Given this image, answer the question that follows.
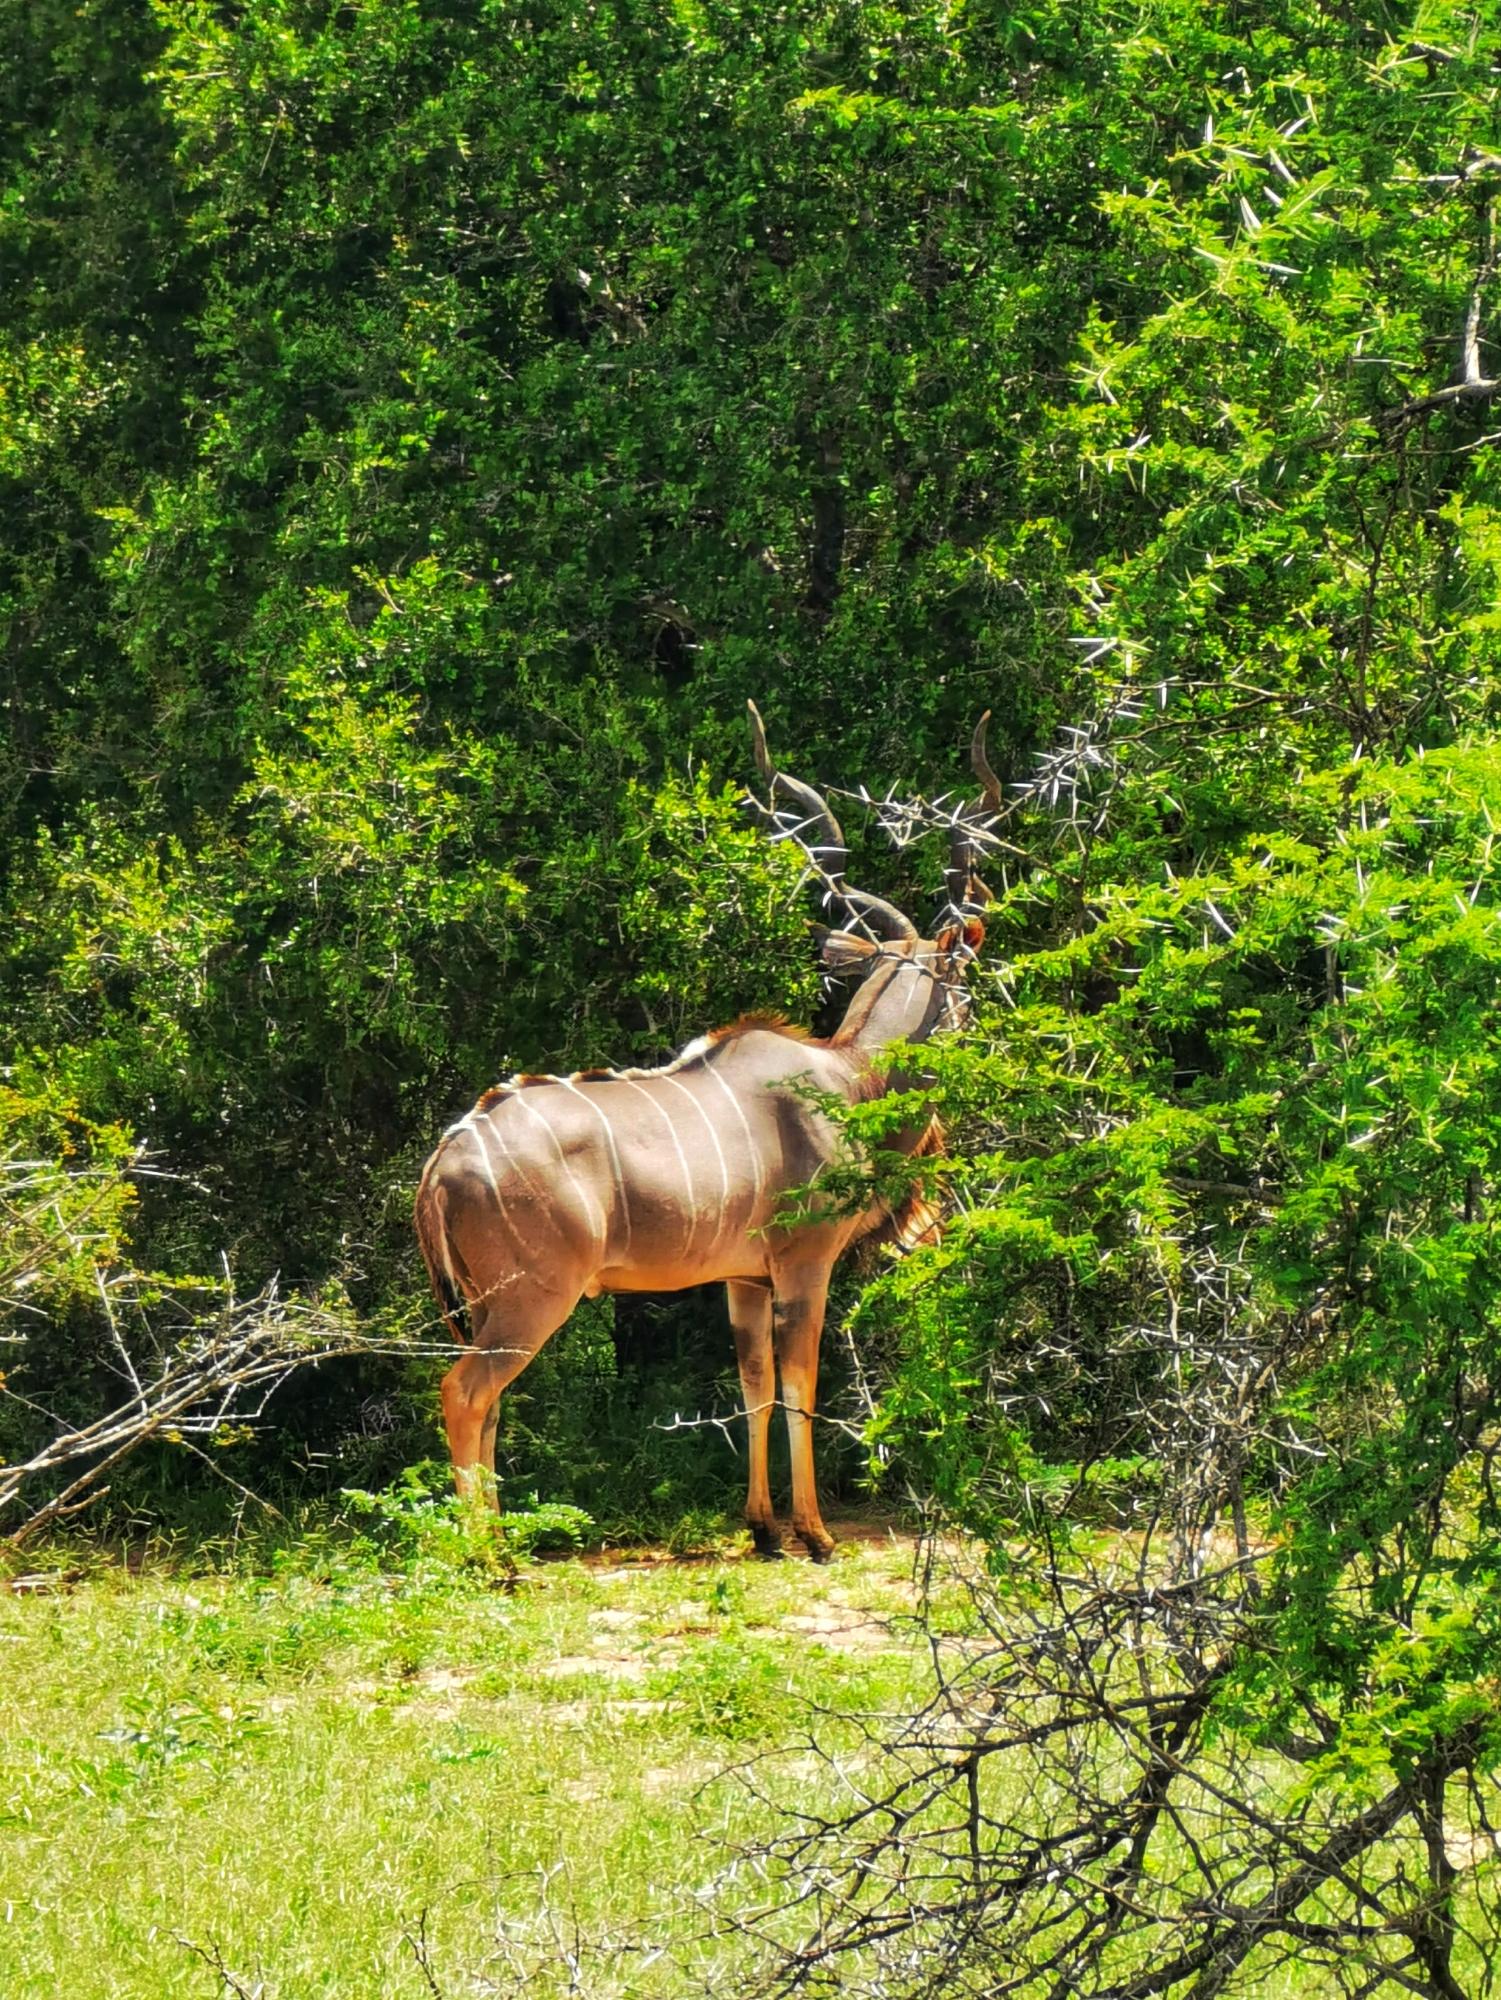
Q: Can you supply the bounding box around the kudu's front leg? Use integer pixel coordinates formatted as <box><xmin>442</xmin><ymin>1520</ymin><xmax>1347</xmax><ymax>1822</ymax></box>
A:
<box><xmin>728</xmin><ymin>1280</ymin><xmax>782</xmax><ymax>1558</ymax></box>
<box><xmin>771</xmin><ymin>1266</ymin><xmax>836</xmax><ymax>1563</ymax></box>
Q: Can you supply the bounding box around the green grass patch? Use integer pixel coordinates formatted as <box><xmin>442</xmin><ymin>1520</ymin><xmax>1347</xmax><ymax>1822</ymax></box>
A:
<box><xmin>0</xmin><ymin>1517</ymin><xmax>927</xmax><ymax>1997</ymax></box>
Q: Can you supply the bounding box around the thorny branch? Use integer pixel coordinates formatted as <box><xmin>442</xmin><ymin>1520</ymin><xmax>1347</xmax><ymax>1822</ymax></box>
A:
<box><xmin>695</xmin><ymin>1118</ymin><xmax>1500</xmax><ymax>1995</ymax></box>
<box><xmin>708</xmin><ymin>1525</ymin><xmax>1496</xmax><ymax>1999</ymax></box>
<box><xmin>683</xmin><ymin>699</ymin><xmax>1501</xmax><ymax>2000</ymax></box>
<box><xmin>174</xmin><ymin>1935</ymin><xmax>266</xmax><ymax>2000</ymax></box>
<box><xmin>1382</xmin><ymin>187</ymin><xmax>1499</xmax><ymax>427</ymax></box>
<box><xmin>399</xmin><ymin>1864</ymin><xmax>666</xmax><ymax>1998</ymax></box>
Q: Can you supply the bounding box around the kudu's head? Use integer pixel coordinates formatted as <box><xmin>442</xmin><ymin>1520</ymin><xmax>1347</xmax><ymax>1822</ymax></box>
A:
<box><xmin>742</xmin><ymin>703</ymin><xmax>995</xmax><ymax>1053</ymax></box>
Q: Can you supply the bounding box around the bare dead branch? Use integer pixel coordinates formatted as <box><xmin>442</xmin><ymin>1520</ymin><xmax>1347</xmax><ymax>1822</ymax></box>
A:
<box><xmin>0</xmin><ymin>1276</ymin><xmax>427</xmax><ymax>1548</ymax></box>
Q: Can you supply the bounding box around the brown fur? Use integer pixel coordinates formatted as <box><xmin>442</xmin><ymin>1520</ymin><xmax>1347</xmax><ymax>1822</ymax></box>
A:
<box><xmin>863</xmin><ymin>1116</ymin><xmax>946</xmax><ymax>1258</ymax></box>
<box><xmin>415</xmin><ymin>919</ymin><xmax>974</xmax><ymax>1565</ymax></box>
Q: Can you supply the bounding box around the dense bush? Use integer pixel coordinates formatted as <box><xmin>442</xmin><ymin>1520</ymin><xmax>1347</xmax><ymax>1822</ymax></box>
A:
<box><xmin>3</xmin><ymin>0</ymin><xmax>1499</xmax><ymax>1559</ymax></box>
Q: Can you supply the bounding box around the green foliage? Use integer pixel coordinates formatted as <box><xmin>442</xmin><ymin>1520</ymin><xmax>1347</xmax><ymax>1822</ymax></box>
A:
<box><xmin>4</xmin><ymin>0</ymin><xmax>1501</xmax><ymax>1573</ymax></box>
<box><xmin>82</xmin><ymin>1693</ymin><xmax>268</xmax><ymax>1801</ymax></box>
<box><xmin>650</xmin><ymin>1635</ymin><xmax>795</xmax><ymax>1740</ymax></box>
<box><xmin>341</xmin><ymin>1464</ymin><xmax>594</xmax><ymax>1572</ymax></box>
<box><xmin>852</xmin><ymin>743</ymin><xmax>1501</xmax><ymax>1896</ymax></box>
<box><xmin>739</xmin><ymin>17</ymin><xmax>1501</xmax><ymax>1840</ymax></box>
<box><xmin>0</xmin><ymin>1083</ymin><xmax>140</xmax><ymax>1312</ymax></box>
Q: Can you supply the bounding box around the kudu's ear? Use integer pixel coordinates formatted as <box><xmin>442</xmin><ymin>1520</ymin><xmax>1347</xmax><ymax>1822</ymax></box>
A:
<box><xmin>934</xmin><ymin>919</ymin><xmax>986</xmax><ymax>957</ymax></box>
<box><xmin>812</xmin><ymin>924</ymin><xmax>881</xmax><ymax>973</ymax></box>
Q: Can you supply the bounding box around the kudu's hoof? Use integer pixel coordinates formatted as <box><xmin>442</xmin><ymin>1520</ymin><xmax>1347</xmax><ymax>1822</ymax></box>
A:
<box><xmin>799</xmin><ymin>1531</ymin><xmax>838</xmax><ymax>1565</ymax></box>
<box><xmin>749</xmin><ymin>1523</ymin><xmax>787</xmax><ymax>1560</ymax></box>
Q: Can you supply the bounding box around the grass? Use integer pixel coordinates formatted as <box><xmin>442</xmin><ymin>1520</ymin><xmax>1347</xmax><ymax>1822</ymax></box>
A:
<box><xmin>6</xmin><ymin>1509</ymin><xmax>1473</xmax><ymax>2000</ymax></box>
<box><xmin>0</xmin><ymin>1512</ymin><xmax>938</xmax><ymax>1998</ymax></box>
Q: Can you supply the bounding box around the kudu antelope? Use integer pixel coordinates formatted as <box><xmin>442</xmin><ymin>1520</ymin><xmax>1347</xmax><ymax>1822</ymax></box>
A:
<box><xmin>414</xmin><ymin>705</ymin><xmax>993</xmax><ymax>1560</ymax></box>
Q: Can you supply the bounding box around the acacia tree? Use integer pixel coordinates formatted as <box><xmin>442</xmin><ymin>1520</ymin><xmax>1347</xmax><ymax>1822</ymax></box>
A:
<box><xmin>729</xmin><ymin>722</ymin><xmax>1501</xmax><ymax>1998</ymax></box>
<box><xmin>717</xmin><ymin>1</ymin><xmax>1501</xmax><ymax>1992</ymax></box>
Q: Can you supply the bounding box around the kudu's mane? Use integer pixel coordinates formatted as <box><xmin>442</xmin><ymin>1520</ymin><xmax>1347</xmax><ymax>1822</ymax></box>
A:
<box><xmin>707</xmin><ymin>1010</ymin><xmax>814</xmax><ymax>1045</ymax></box>
<box><xmin>860</xmin><ymin>1113</ymin><xmax>945</xmax><ymax>1257</ymax></box>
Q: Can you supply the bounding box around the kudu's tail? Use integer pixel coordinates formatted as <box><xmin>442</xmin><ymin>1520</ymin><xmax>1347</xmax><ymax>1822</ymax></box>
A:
<box><xmin>413</xmin><ymin>1173</ymin><xmax>472</xmax><ymax>1345</ymax></box>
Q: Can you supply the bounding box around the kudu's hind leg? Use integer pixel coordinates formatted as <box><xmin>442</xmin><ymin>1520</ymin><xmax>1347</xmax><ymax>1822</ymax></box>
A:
<box><xmin>728</xmin><ymin>1280</ymin><xmax>781</xmax><ymax>1558</ymax></box>
<box><xmin>441</xmin><ymin>1296</ymin><xmax>572</xmax><ymax>1512</ymax></box>
<box><xmin>771</xmin><ymin>1265</ymin><xmax>836</xmax><ymax>1563</ymax></box>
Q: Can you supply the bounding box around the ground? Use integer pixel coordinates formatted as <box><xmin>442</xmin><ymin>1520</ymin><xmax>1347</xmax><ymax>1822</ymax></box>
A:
<box><xmin>0</xmin><ymin>1516</ymin><xmax>942</xmax><ymax>1999</ymax></box>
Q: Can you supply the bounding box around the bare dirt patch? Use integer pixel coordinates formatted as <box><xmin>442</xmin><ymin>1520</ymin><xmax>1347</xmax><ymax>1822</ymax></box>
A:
<box><xmin>572</xmin><ymin>1513</ymin><xmax>920</xmax><ymax>1572</ymax></box>
<box><xmin>546</xmin><ymin>1698</ymin><xmax>682</xmax><ymax>1726</ymax></box>
<box><xmin>640</xmin><ymin>1760</ymin><xmax>718</xmax><ymax>1798</ymax></box>
<box><xmin>541</xmin><ymin>1651</ymin><xmax>651</xmax><ymax>1681</ymax></box>
<box><xmin>587</xmin><ymin>1606</ymin><xmax>645</xmax><ymax>1631</ymax></box>
<box><xmin>557</xmin><ymin>1760</ymin><xmax>717</xmax><ymax>1806</ymax></box>
<box><xmin>770</xmin><ymin>1609</ymin><xmax>897</xmax><ymax>1653</ymax></box>
<box><xmin>411</xmin><ymin>1665</ymin><xmax>481</xmax><ymax>1696</ymax></box>
<box><xmin>6</xmin><ymin>1570</ymin><xmax>82</xmax><ymax>1596</ymax></box>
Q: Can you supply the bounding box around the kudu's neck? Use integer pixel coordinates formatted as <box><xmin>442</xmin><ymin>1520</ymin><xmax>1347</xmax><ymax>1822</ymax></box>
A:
<box><xmin>832</xmin><ymin>956</ymin><xmax>947</xmax><ymax>1073</ymax></box>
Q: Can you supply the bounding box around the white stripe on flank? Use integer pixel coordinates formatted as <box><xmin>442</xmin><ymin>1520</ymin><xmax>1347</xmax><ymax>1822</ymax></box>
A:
<box><xmin>705</xmin><ymin>1067</ymin><xmax>763</xmax><ymax>1219</ymax></box>
<box><xmin>481</xmin><ymin>1111</ymin><xmax>576</xmax><ymax>1252</ymax></box>
<box><xmin>659</xmin><ymin>1074</ymin><xmax>729</xmax><ymax>1250</ymax></box>
<box><xmin>480</xmin><ymin>1109</ymin><xmax>548</xmax><ymax>1210</ymax></box>
<box><xmin>467</xmin><ymin>1118</ymin><xmax>530</xmax><ymax>1252</ymax></box>
<box><xmin>558</xmin><ymin>1078</ymin><xmax>631</xmax><ymax>1258</ymax></box>
<box><xmin>466</xmin><ymin>1120</ymin><xmax>500</xmax><ymax>1199</ymax></box>
<box><xmin>511</xmin><ymin>1091</ymin><xmax>604</xmax><ymax>1250</ymax></box>
<box><xmin>615</xmin><ymin>1077</ymin><xmax>698</xmax><ymax>1258</ymax></box>
<box><xmin>429</xmin><ymin>1184</ymin><xmax>461</xmax><ymax>1290</ymax></box>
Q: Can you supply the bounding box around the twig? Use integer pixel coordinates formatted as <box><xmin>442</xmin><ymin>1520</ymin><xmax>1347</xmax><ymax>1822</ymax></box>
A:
<box><xmin>1381</xmin><ymin>196</ymin><xmax>1498</xmax><ymax>426</ymax></box>
<box><xmin>174</xmin><ymin>1935</ymin><xmax>265</xmax><ymax>2000</ymax></box>
<box><xmin>402</xmin><ymin>1909</ymin><xmax>448</xmax><ymax>1999</ymax></box>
